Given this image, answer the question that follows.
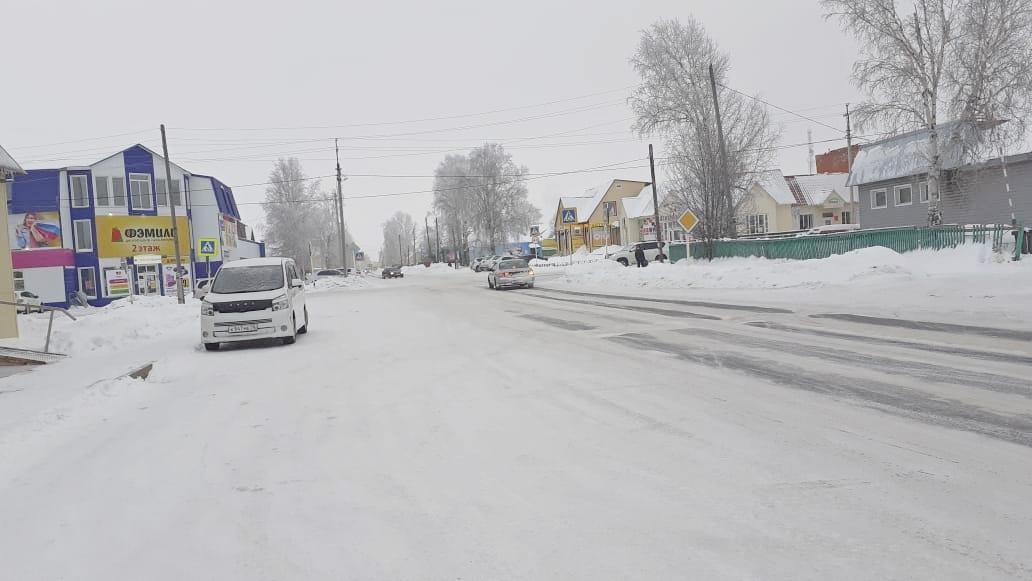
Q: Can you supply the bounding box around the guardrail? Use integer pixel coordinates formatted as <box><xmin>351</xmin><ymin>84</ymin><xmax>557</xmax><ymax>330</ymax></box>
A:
<box><xmin>1</xmin><ymin>300</ymin><xmax>77</xmax><ymax>354</ymax></box>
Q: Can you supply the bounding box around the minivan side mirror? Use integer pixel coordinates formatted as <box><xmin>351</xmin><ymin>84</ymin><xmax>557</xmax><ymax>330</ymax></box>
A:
<box><xmin>291</xmin><ymin>278</ymin><xmax>304</xmax><ymax>288</ymax></box>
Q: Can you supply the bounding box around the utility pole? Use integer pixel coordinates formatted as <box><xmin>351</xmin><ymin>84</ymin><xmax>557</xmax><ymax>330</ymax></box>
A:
<box><xmin>412</xmin><ymin>228</ymin><xmax>417</xmax><ymax>264</ymax></box>
<box><xmin>807</xmin><ymin>129</ymin><xmax>815</xmax><ymax>174</ymax></box>
<box><xmin>398</xmin><ymin>233</ymin><xmax>403</xmax><ymax>265</ymax></box>
<box><xmin>435</xmin><ymin>215</ymin><xmax>441</xmax><ymax>263</ymax></box>
<box><xmin>335</xmin><ymin>139</ymin><xmax>347</xmax><ymax>270</ymax></box>
<box><xmin>159</xmin><ymin>124</ymin><xmax>185</xmax><ymax>304</ymax></box>
<box><xmin>845</xmin><ymin>103</ymin><xmax>855</xmax><ymax>224</ymax></box>
<box><xmin>708</xmin><ymin>63</ymin><xmax>734</xmax><ymax>237</ymax></box>
<box><xmin>425</xmin><ymin>215</ymin><xmax>432</xmax><ymax>262</ymax></box>
<box><xmin>648</xmin><ymin>144</ymin><xmax>664</xmax><ymax>259</ymax></box>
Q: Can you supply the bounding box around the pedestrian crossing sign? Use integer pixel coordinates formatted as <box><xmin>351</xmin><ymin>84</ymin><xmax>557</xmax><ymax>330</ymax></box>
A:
<box><xmin>561</xmin><ymin>208</ymin><xmax>578</xmax><ymax>224</ymax></box>
<box><xmin>198</xmin><ymin>237</ymin><xmax>219</xmax><ymax>258</ymax></box>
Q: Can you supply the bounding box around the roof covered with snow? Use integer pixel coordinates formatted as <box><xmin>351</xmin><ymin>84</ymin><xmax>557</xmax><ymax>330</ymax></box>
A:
<box><xmin>622</xmin><ymin>185</ymin><xmax>656</xmax><ymax>219</ymax></box>
<box><xmin>846</xmin><ymin>121</ymin><xmax>972</xmax><ymax>186</ymax></box>
<box><xmin>0</xmin><ymin>144</ymin><xmax>25</xmax><ymax>175</ymax></box>
<box><xmin>753</xmin><ymin>170</ymin><xmax>798</xmax><ymax>205</ymax></box>
<box><xmin>791</xmin><ymin>173</ymin><xmax>849</xmax><ymax>205</ymax></box>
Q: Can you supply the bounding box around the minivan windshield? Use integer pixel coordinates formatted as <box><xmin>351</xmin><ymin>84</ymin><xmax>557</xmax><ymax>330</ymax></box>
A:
<box><xmin>211</xmin><ymin>265</ymin><xmax>285</xmax><ymax>294</ymax></box>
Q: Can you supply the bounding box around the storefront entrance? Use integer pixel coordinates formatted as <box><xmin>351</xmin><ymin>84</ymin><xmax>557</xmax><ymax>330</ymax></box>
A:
<box><xmin>136</xmin><ymin>264</ymin><xmax>160</xmax><ymax>296</ymax></box>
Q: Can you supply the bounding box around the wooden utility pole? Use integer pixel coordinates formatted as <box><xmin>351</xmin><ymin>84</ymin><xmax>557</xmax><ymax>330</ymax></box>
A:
<box><xmin>425</xmin><ymin>215</ymin><xmax>432</xmax><ymax>262</ymax></box>
<box><xmin>335</xmin><ymin>139</ymin><xmax>347</xmax><ymax>270</ymax></box>
<box><xmin>648</xmin><ymin>144</ymin><xmax>664</xmax><ymax>259</ymax></box>
<box><xmin>708</xmin><ymin>63</ymin><xmax>734</xmax><ymax>237</ymax></box>
<box><xmin>159</xmin><ymin>124</ymin><xmax>185</xmax><ymax>304</ymax></box>
<box><xmin>435</xmin><ymin>215</ymin><xmax>441</xmax><ymax>263</ymax></box>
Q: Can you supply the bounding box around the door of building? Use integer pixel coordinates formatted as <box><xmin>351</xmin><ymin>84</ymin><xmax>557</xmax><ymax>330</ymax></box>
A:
<box><xmin>136</xmin><ymin>264</ymin><xmax>160</xmax><ymax>296</ymax></box>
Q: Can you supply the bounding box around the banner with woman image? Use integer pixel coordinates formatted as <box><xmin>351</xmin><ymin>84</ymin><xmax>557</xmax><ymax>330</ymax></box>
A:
<box><xmin>9</xmin><ymin>211</ymin><xmax>62</xmax><ymax>249</ymax></box>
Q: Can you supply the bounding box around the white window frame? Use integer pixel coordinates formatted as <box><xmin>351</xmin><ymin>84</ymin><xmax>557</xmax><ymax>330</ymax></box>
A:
<box><xmin>842</xmin><ymin>210</ymin><xmax>852</xmax><ymax>225</ymax></box>
<box><xmin>746</xmin><ymin>214</ymin><xmax>768</xmax><ymax>235</ymax></box>
<box><xmin>111</xmin><ymin>176</ymin><xmax>127</xmax><ymax>207</ymax></box>
<box><xmin>155</xmin><ymin>178</ymin><xmax>168</xmax><ymax>207</ymax></box>
<box><xmin>169</xmin><ymin>178</ymin><xmax>182</xmax><ymax>207</ymax></box>
<box><xmin>94</xmin><ymin>176</ymin><xmax>111</xmax><ymax>207</ymax></box>
<box><xmin>799</xmin><ymin>214</ymin><xmax>814</xmax><ymax>230</ymax></box>
<box><xmin>894</xmin><ymin>184</ymin><xmax>914</xmax><ymax>206</ymax></box>
<box><xmin>70</xmin><ymin>174</ymin><xmax>90</xmax><ymax>208</ymax></box>
<box><xmin>13</xmin><ymin>270</ymin><xmax>25</xmax><ymax>292</ymax></box>
<box><xmin>871</xmin><ymin>189</ymin><xmax>887</xmax><ymax>209</ymax></box>
<box><xmin>78</xmin><ymin>266</ymin><xmax>98</xmax><ymax>299</ymax></box>
<box><xmin>129</xmin><ymin>173</ymin><xmax>153</xmax><ymax>210</ymax></box>
<box><xmin>919</xmin><ymin>181</ymin><xmax>929</xmax><ymax>204</ymax></box>
<box><xmin>73</xmin><ymin>219</ymin><xmax>94</xmax><ymax>252</ymax></box>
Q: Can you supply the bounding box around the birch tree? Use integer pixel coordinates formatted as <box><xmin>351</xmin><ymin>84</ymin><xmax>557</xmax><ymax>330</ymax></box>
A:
<box><xmin>262</xmin><ymin>158</ymin><xmax>325</xmax><ymax>270</ymax></box>
<box><xmin>381</xmin><ymin>211</ymin><xmax>416</xmax><ymax>265</ymax></box>
<box><xmin>432</xmin><ymin>155</ymin><xmax>474</xmax><ymax>262</ymax></box>
<box><xmin>823</xmin><ymin>0</ymin><xmax>1032</xmax><ymax>225</ymax></box>
<box><xmin>629</xmin><ymin>18</ymin><xmax>779</xmax><ymax>254</ymax></box>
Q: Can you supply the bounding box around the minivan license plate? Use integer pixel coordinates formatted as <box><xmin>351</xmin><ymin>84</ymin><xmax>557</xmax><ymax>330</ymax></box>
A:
<box><xmin>229</xmin><ymin>324</ymin><xmax>258</xmax><ymax>333</ymax></box>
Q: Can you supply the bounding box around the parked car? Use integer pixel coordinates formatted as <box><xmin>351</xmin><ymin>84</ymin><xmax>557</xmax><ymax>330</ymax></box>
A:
<box><xmin>200</xmin><ymin>257</ymin><xmax>308</xmax><ymax>351</ymax></box>
<box><xmin>609</xmin><ymin>241</ymin><xmax>666</xmax><ymax>266</ymax></box>
<box><xmin>471</xmin><ymin>257</ymin><xmax>488</xmax><ymax>271</ymax></box>
<box><xmin>193</xmin><ymin>278</ymin><xmax>213</xmax><ymax>299</ymax></box>
<box><xmin>16</xmin><ymin>290</ymin><xmax>42</xmax><ymax>313</ymax></box>
<box><xmin>474</xmin><ymin>256</ymin><xmax>499</xmax><ymax>272</ymax></box>
<box><xmin>315</xmin><ymin>269</ymin><xmax>345</xmax><ymax>279</ymax></box>
<box><xmin>488</xmin><ymin>258</ymin><xmax>535</xmax><ymax>290</ymax></box>
<box><xmin>382</xmin><ymin>265</ymin><xmax>404</xmax><ymax>279</ymax></box>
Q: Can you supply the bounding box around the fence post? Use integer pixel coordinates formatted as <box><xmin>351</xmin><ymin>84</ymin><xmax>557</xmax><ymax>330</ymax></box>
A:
<box><xmin>1015</xmin><ymin>224</ymin><xmax>1025</xmax><ymax>262</ymax></box>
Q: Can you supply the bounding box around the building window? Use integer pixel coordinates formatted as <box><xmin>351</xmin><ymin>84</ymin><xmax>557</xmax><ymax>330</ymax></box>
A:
<box><xmin>156</xmin><ymin>178</ymin><xmax>168</xmax><ymax>207</ymax></box>
<box><xmin>895</xmin><ymin>185</ymin><xmax>913</xmax><ymax>206</ymax></box>
<box><xmin>842</xmin><ymin>211</ymin><xmax>852</xmax><ymax>224</ymax></box>
<box><xmin>112</xmin><ymin>177</ymin><xmax>127</xmax><ymax>206</ymax></box>
<box><xmin>919</xmin><ymin>181</ymin><xmax>929</xmax><ymax>203</ymax></box>
<box><xmin>95</xmin><ymin>177</ymin><xmax>111</xmax><ymax>206</ymax></box>
<box><xmin>602</xmin><ymin>200</ymin><xmax>618</xmax><ymax>219</ymax></box>
<box><xmin>871</xmin><ymin>189</ymin><xmax>887</xmax><ymax>209</ymax></box>
<box><xmin>73</xmin><ymin>219</ymin><xmax>93</xmax><ymax>252</ymax></box>
<box><xmin>13</xmin><ymin>271</ymin><xmax>25</xmax><ymax>292</ymax></box>
<box><xmin>169</xmin><ymin>179</ymin><xmax>182</xmax><ymax>206</ymax></box>
<box><xmin>70</xmin><ymin>175</ymin><xmax>90</xmax><ymax>208</ymax></box>
<box><xmin>799</xmin><ymin>214</ymin><xmax>814</xmax><ymax>230</ymax></box>
<box><xmin>78</xmin><ymin>267</ymin><xmax>98</xmax><ymax>299</ymax></box>
<box><xmin>746</xmin><ymin>214</ymin><xmax>768</xmax><ymax>234</ymax></box>
<box><xmin>129</xmin><ymin>173</ymin><xmax>153</xmax><ymax>210</ymax></box>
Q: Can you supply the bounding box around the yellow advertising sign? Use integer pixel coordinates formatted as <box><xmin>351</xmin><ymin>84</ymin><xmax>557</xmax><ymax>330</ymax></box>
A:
<box><xmin>95</xmin><ymin>215</ymin><xmax>190</xmax><ymax>258</ymax></box>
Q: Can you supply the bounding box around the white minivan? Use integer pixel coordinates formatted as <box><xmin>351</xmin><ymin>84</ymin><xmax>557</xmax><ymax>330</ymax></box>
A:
<box><xmin>200</xmin><ymin>257</ymin><xmax>308</xmax><ymax>351</ymax></box>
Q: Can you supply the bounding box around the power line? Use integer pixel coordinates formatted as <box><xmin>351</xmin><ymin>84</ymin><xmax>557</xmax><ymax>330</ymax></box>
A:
<box><xmin>718</xmin><ymin>82</ymin><xmax>844</xmax><ymax>134</ymax></box>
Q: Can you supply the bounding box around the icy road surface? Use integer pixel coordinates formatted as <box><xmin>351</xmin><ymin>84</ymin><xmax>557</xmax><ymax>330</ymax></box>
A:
<box><xmin>1</xmin><ymin>271</ymin><xmax>1030</xmax><ymax>580</ymax></box>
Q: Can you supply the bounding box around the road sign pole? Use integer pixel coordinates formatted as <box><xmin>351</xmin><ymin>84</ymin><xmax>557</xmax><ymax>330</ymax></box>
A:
<box><xmin>205</xmin><ymin>256</ymin><xmax>210</xmax><ymax>280</ymax></box>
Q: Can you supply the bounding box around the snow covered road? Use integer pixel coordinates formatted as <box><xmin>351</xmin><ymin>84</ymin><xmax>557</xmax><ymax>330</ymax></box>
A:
<box><xmin>1</xmin><ymin>271</ymin><xmax>1030</xmax><ymax>580</ymax></box>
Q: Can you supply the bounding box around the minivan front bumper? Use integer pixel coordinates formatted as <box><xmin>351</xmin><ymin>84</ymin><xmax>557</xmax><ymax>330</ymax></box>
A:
<box><xmin>201</xmin><ymin>308</ymin><xmax>294</xmax><ymax>344</ymax></box>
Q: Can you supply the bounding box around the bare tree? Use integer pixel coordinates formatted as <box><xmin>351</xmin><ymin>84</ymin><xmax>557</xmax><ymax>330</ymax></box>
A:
<box><xmin>262</xmin><ymin>158</ymin><xmax>325</xmax><ymax>270</ymax></box>
<box><xmin>432</xmin><ymin>155</ymin><xmax>474</xmax><ymax>262</ymax></box>
<box><xmin>629</xmin><ymin>18</ymin><xmax>779</xmax><ymax>256</ymax></box>
<box><xmin>823</xmin><ymin>0</ymin><xmax>1032</xmax><ymax>224</ymax></box>
<box><xmin>381</xmin><ymin>211</ymin><xmax>415</xmax><ymax>266</ymax></box>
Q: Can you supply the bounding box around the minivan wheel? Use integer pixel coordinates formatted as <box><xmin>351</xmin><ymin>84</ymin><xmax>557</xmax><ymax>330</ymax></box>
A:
<box><xmin>617</xmin><ymin>257</ymin><xmax>629</xmax><ymax>267</ymax></box>
<box><xmin>298</xmin><ymin>308</ymin><xmax>309</xmax><ymax>334</ymax></box>
<box><xmin>204</xmin><ymin>342</ymin><xmax>220</xmax><ymax>351</ymax></box>
<box><xmin>283</xmin><ymin>316</ymin><xmax>297</xmax><ymax>345</ymax></box>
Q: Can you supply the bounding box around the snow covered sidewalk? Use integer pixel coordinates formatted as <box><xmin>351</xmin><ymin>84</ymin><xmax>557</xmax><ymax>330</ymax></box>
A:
<box><xmin>538</xmin><ymin>245</ymin><xmax>1032</xmax><ymax>328</ymax></box>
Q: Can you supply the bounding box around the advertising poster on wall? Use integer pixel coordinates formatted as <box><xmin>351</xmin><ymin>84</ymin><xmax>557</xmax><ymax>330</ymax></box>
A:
<box><xmin>9</xmin><ymin>211</ymin><xmax>62</xmax><ymax>249</ymax></box>
<box><xmin>104</xmin><ymin>268</ymin><xmax>131</xmax><ymax>297</ymax></box>
<box><xmin>95</xmin><ymin>215</ymin><xmax>190</xmax><ymax>258</ymax></box>
<box><xmin>163</xmin><ymin>263</ymin><xmax>191</xmax><ymax>291</ymax></box>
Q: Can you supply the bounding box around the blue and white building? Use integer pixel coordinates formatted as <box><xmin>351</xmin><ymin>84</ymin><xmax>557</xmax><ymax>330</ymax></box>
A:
<box><xmin>9</xmin><ymin>144</ymin><xmax>264</xmax><ymax>307</ymax></box>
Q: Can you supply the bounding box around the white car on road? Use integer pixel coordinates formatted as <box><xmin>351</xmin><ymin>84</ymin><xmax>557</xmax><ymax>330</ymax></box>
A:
<box><xmin>200</xmin><ymin>257</ymin><xmax>308</xmax><ymax>351</ymax></box>
<box><xmin>488</xmin><ymin>258</ymin><xmax>535</xmax><ymax>289</ymax></box>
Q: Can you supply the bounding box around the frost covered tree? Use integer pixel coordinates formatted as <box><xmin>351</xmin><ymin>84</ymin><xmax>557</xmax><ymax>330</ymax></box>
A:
<box><xmin>629</xmin><ymin>18</ymin><xmax>779</xmax><ymax>254</ymax></box>
<box><xmin>262</xmin><ymin>158</ymin><xmax>326</xmax><ymax>271</ymax></box>
<box><xmin>381</xmin><ymin>211</ymin><xmax>416</xmax><ymax>265</ymax></box>
<box><xmin>431</xmin><ymin>144</ymin><xmax>540</xmax><ymax>261</ymax></box>
<box><xmin>823</xmin><ymin>0</ymin><xmax>1032</xmax><ymax>224</ymax></box>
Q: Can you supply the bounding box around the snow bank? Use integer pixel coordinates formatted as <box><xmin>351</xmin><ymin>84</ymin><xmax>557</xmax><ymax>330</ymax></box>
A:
<box><xmin>553</xmin><ymin>245</ymin><xmax>1026</xmax><ymax>291</ymax></box>
<box><xmin>401</xmin><ymin>263</ymin><xmax>471</xmax><ymax>276</ymax></box>
<box><xmin>307</xmin><ymin>275</ymin><xmax>375</xmax><ymax>293</ymax></box>
<box><xmin>2</xmin><ymin>296</ymin><xmax>198</xmax><ymax>356</ymax></box>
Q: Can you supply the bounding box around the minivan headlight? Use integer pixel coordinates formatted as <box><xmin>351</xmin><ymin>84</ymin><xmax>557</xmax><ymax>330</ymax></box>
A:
<box><xmin>201</xmin><ymin>300</ymin><xmax>214</xmax><ymax>317</ymax></box>
<box><xmin>272</xmin><ymin>294</ymin><xmax>289</xmax><ymax>311</ymax></box>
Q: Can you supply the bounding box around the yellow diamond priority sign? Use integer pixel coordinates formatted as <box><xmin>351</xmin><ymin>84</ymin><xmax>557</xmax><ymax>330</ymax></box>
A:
<box><xmin>677</xmin><ymin>209</ymin><xmax>700</xmax><ymax>234</ymax></box>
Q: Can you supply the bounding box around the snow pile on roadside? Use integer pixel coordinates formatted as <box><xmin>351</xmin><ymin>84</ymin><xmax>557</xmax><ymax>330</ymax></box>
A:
<box><xmin>401</xmin><ymin>263</ymin><xmax>471</xmax><ymax>276</ymax></box>
<box><xmin>1</xmin><ymin>296</ymin><xmax>198</xmax><ymax>356</ymax></box>
<box><xmin>307</xmin><ymin>275</ymin><xmax>374</xmax><ymax>292</ymax></box>
<box><xmin>552</xmin><ymin>245</ymin><xmax>1027</xmax><ymax>290</ymax></box>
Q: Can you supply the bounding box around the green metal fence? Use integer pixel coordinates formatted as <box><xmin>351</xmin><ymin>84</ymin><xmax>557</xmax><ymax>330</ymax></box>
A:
<box><xmin>678</xmin><ymin>225</ymin><xmax>1014</xmax><ymax>261</ymax></box>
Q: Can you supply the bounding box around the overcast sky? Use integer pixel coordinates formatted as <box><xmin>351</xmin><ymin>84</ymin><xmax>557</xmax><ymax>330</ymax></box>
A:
<box><xmin>5</xmin><ymin>0</ymin><xmax>860</xmax><ymax>257</ymax></box>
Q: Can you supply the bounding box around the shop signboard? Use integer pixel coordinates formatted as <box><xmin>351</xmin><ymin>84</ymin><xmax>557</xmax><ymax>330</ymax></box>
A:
<box><xmin>105</xmin><ymin>268</ymin><xmax>131</xmax><ymax>297</ymax></box>
<box><xmin>95</xmin><ymin>216</ymin><xmax>189</xmax><ymax>258</ymax></box>
<box><xmin>9</xmin><ymin>211</ymin><xmax>62</xmax><ymax>250</ymax></box>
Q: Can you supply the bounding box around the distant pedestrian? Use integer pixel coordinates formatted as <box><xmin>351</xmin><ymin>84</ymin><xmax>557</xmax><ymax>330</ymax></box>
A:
<box><xmin>634</xmin><ymin>245</ymin><xmax>647</xmax><ymax>268</ymax></box>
